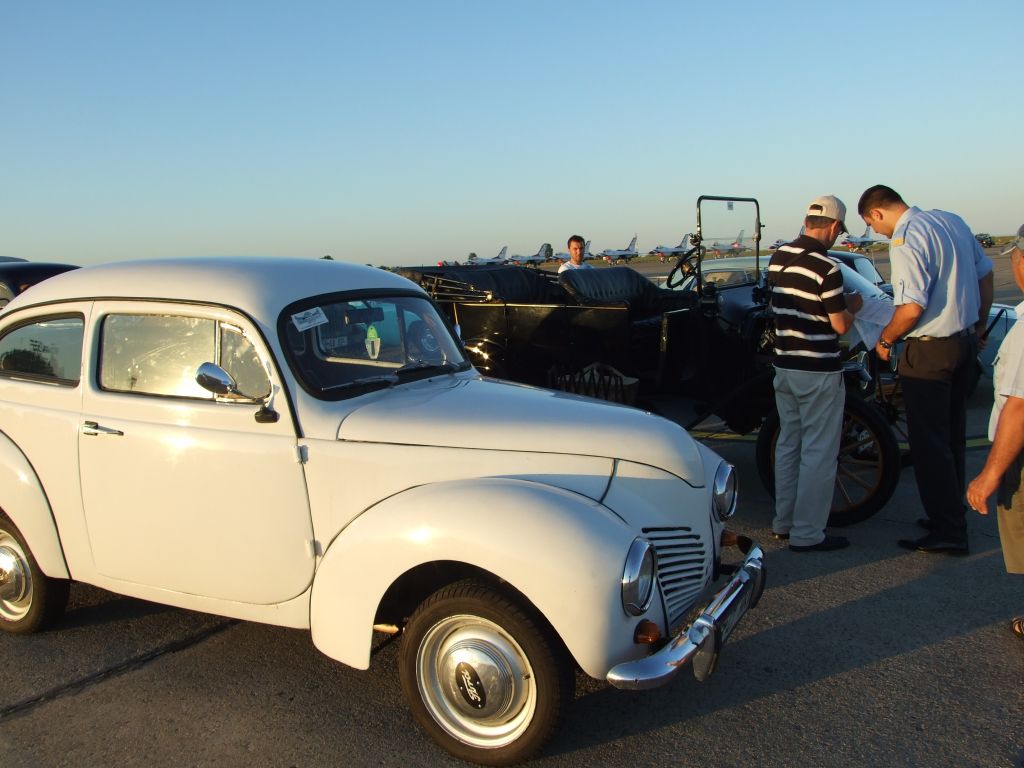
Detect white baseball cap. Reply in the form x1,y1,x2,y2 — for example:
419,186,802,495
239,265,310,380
1000,224,1024,256
806,195,848,234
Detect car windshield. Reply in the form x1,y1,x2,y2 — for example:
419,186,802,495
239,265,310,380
848,256,885,286
676,256,888,299
280,294,469,398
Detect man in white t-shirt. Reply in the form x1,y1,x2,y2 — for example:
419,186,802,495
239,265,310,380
558,235,593,274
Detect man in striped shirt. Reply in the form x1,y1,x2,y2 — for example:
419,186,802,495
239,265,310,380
769,195,862,552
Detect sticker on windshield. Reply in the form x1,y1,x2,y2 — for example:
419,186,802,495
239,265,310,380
365,325,381,359
291,307,328,332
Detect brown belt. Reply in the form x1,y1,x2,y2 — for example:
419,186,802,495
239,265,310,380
912,329,973,341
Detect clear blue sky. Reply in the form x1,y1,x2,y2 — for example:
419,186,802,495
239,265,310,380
3,1,1022,267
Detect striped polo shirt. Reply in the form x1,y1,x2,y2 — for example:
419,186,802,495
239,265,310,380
768,235,847,372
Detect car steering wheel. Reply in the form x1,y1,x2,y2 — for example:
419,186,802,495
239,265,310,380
665,246,704,289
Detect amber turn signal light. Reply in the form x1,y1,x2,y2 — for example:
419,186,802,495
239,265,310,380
720,529,739,548
633,620,662,645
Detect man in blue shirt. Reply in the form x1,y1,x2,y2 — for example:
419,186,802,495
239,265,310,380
859,185,994,554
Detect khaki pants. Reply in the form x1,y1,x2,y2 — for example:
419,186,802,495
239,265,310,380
997,451,1024,574
772,368,845,547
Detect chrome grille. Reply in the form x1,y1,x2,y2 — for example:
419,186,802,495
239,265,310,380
644,526,709,628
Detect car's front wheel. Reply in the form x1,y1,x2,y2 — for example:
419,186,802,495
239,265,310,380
0,514,69,634
399,580,572,766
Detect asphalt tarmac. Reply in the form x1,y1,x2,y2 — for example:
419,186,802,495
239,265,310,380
1,247,1021,768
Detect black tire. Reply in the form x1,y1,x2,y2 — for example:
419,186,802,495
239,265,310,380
0,513,69,634
756,394,901,527
399,580,572,766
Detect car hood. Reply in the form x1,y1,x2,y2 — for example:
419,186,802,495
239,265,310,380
337,377,705,485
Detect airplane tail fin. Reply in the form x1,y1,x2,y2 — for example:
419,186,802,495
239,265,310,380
627,235,638,252
735,230,745,245
496,246,508,260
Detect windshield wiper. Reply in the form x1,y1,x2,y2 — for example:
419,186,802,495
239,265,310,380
323,373,399,392
395,360,459,378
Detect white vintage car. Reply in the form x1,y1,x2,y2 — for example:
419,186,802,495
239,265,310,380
0,257,764,765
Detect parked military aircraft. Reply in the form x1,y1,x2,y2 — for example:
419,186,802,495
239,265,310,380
510,243,553,266
841,227,886,252
599,235,639,262
650,234,694,258
707,230,746,256
466,247,510,265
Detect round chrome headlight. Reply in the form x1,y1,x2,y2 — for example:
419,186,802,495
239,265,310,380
621,538,656,616
712,460,737,521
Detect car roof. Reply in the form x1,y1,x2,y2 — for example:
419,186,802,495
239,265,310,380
5,257,423,319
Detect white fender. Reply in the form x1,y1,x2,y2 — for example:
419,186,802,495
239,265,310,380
310,477,655,678
0,433,70,579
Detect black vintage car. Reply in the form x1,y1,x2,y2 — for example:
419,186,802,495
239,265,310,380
975,233,995,248
400,197,903,526
0,261,79,308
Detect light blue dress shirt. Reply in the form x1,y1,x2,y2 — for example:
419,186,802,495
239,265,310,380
889,206,993,338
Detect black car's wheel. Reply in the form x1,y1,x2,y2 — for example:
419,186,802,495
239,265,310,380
399,580,572,766
0,514,69,634
756,394,901,527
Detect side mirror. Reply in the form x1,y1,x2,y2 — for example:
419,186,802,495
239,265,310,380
196,362,237,395
196,362,280,423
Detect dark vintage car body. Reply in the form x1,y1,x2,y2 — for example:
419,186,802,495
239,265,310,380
0,262,79,308
397,263,704,397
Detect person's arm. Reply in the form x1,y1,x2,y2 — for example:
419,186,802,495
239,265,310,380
873,301,924,361
975,270,994,341
828,293,863,335
967,396,1024,514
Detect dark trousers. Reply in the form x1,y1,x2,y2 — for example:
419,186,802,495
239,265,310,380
899,334,977,540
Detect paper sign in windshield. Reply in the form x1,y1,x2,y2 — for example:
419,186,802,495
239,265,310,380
291,307,328,332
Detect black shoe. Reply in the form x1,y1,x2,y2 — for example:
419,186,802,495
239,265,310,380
771,531,790,540
916,518,938,532
790,535,849,552
897,534,968,555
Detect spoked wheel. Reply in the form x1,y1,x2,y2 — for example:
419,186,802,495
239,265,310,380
756,394,901,527
0,514,69,634
399,580,572,766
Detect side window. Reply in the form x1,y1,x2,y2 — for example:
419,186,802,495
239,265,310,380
99,314,270,401
220,324,271,400
101,315,215,397
0,315,84,384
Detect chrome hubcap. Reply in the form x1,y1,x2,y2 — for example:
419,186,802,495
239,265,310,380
416,615,536,748
0,536,32,621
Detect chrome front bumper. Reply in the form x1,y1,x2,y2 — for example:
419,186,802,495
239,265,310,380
606,539,765,690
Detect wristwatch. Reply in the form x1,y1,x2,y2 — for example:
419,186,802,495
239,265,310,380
878,338,893,350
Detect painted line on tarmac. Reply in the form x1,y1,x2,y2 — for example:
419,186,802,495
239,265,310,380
0,619,238,721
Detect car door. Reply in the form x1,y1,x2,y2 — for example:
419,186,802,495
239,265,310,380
78,302,314,604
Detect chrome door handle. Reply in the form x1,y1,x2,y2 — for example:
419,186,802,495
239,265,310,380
81,421,124,436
